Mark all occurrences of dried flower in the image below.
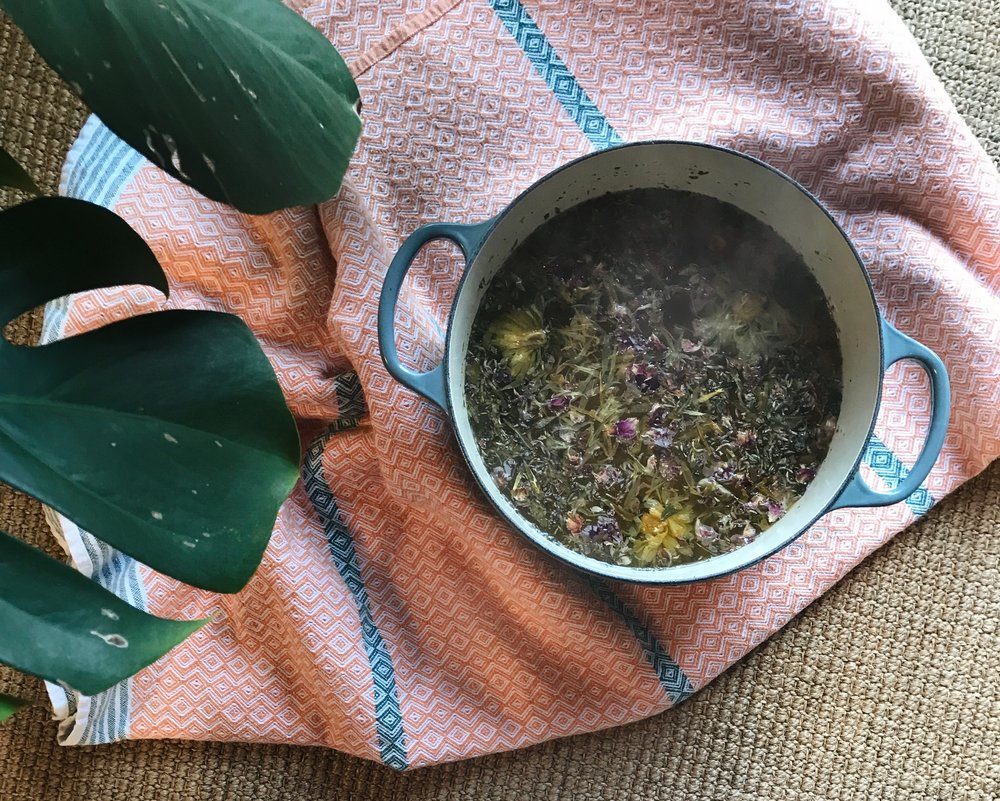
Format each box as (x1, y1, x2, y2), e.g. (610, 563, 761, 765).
(765, 500, 785, 523)
(616, 332, 644, 351)
(566, 512, 584, 534)
(712, 462, 737, 482)
(695, 519, 720, 543)
(594, 465, 624, 485)
(681, 338, 701, 353)
(613, 418, 639, 440)
(733, 292, 766, 323)
(634, 503, 693, 565)
(735, 429, 756, 447)
(490, 459, 516, 488)
(657, 457, 681, 480)
(489, 307, 547, 379)
(647, 404, 669, 426)
(627, 362, 661, 393)
(548, 395, 571, 411)
(648, 333, 667, 351)
(582, 516, 622, 542)
(643, 427, 674, 449)
(795, 465, 817, 483)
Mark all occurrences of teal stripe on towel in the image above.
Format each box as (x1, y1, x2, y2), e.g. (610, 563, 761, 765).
(302, 424, 408, 770)
(491, 0, 623, 150)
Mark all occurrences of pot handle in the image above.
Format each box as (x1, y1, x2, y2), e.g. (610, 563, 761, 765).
(829, 319, 951, 510)
(378, 219, 495, 409)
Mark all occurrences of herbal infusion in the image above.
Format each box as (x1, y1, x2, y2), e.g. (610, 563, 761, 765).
(465, 188, 843, 568)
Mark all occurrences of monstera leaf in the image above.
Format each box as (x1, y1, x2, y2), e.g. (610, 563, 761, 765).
(1, 0, 361, 213)
(0, 196, 301, 593)
(0, 530, 205, 697)
(0, 144, 39, 195)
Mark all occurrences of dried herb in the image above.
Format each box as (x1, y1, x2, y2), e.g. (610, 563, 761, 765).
(465, 188, 842, 568)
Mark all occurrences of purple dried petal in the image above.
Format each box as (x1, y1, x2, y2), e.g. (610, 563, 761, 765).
(616, 332, 643, 351)
(582, 516, 622, 543)
(643, 427, 674, 449)
(647, 404, 669, 427)
(766, 500, 785, 523)
(713, 462, 737, 482)
(613, 418, 639, 440)
(548, 395, 571, 411)
(696, 520, 720, 543)
(648, 333, 667, 351)
(735, 429, 756, 447)
(795, 465, 817, 483)
(627, 362, 661, 393)
(681, 338, 702, 353)
(657, 458, 680, 480)
(594, 465, 624, 485)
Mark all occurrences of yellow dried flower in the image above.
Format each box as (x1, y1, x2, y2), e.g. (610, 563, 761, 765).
(732, 291, 766, 323)
(633, 502, 694, 565)
(489, 307, 547, 378)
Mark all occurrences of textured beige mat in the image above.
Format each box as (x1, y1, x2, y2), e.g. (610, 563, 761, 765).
(0, 2, 997, 798)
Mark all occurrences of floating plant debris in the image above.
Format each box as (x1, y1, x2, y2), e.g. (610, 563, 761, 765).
(465, 188, 842, 568)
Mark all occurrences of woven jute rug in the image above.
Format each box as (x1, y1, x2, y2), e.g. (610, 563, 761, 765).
(0, 2, 996, 799)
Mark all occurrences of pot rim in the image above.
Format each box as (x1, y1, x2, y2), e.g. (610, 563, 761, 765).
(443, 139, 884, 584)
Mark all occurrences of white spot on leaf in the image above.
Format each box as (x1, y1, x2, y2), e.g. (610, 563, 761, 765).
(90, 631, 129, 649)
(151, 511, 164, 520)
(163, 432, 178, 444)
(161, 132, 188, 178)
(101, 608, 120, 621)
(161, 41, 206, 102)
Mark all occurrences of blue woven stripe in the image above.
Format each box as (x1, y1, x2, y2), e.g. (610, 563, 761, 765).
(862, 435, 935, 516)
(490, 0, 623, 151)
(303, 426, 407, 770)
(590, 580, 694, 704)
(333, 372, 367, 420)
(67, 117, 143, 208)
(66, 123, 118, 197)
(73, 534, 136, 743)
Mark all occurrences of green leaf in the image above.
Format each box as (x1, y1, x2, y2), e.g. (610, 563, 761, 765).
(0, 530, 205, 697)
(0, 693, 29, 722)
(0, 197, 301, 593)
(0, 145, 39, 195)
(1, 0, 361, 214)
